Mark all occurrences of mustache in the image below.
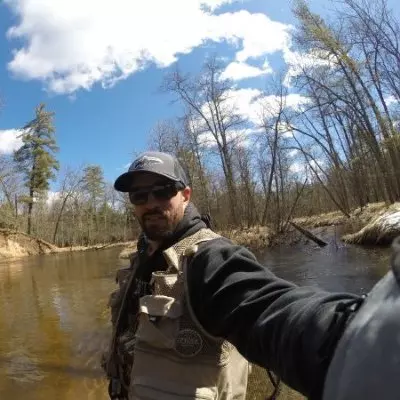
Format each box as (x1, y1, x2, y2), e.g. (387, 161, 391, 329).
(143, 209, 166, 219)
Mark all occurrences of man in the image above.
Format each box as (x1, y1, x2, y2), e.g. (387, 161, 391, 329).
(103, 151, 364, 400)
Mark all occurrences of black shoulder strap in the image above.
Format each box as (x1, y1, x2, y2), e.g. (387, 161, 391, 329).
(106, 255, 140, 377)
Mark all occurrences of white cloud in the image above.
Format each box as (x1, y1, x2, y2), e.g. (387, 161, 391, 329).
(227, 11, 292, 62)
(46, 191, 61, 205)
(228, 88, 264, 124)
(193, 88, 263, 147)
(289, 161, 304, 174)
(385, 95, 399, 107)
(220, 61, 272, 80)
(258, 93, 310, 120)
(277, 121, 294, 138)
(283, 48, 333, 87)
(285, 93, 311, 111)
(4, 0, 291, 94)
(195, 87, 309, 136)
(200, 0, 236, 11)
(197, 132, 216, 148)
(289, 158, 324, 176)
(310, 159, 324, 170)
(194, 87, 262, 131)
(0, 129, 23, 154)
(189, 86, 310, 151)
(198, 127, 255, 148)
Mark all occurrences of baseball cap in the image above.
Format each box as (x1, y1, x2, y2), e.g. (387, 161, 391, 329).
(114, 151, 189, 192)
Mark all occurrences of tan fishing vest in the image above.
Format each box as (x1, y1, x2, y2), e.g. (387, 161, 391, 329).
(128, 228, 250, 400)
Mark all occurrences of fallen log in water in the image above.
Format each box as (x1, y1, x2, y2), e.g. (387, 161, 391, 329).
(289, 221, 328, 247)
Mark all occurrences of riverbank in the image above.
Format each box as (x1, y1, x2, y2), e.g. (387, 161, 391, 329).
(2, 202, 400, 261)
(0, 229, 57, 260)
(219, 202, 400, 250)
(220, 202, 400, 250)
(293, 202, 400, 246)
(293, 202, 388, 229)
(0, 228, 134, 261)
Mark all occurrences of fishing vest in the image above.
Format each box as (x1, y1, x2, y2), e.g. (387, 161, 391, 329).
(107, 228, 250, 400)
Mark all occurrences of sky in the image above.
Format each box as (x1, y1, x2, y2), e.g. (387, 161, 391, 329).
(0, 0, 398, 190)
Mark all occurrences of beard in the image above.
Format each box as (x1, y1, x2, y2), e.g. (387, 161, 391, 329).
(138, 208, 181, 242)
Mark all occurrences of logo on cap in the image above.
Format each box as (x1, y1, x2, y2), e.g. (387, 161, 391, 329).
(132, 156, 164, 170)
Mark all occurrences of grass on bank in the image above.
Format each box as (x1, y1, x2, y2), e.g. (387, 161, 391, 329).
(246, 366, 305, 400)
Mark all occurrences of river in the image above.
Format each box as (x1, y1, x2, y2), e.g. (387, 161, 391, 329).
(0, 232, 392, 399)
(258, 226, 391, 294)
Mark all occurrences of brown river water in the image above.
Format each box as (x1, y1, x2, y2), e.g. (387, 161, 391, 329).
(0, 230, 392, 400)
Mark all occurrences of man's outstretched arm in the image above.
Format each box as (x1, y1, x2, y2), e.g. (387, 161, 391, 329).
(187, 238, 362, 399)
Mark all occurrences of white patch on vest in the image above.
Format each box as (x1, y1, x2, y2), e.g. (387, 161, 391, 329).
(174, 329, 203, 358)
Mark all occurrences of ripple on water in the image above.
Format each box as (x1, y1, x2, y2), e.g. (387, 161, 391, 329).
(5, 349, 45, 383)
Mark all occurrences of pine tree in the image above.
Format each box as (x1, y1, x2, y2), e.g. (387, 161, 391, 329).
(14, 103, 59, 235)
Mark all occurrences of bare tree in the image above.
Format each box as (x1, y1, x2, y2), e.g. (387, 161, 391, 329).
(162, 57, 244, 225)
(52, 167, 85, 245)
(0, 154, 23, 228)
(292, 0, 400, 202)
(233, 145, 259, 227)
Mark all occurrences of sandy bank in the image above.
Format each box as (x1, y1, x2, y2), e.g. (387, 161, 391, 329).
(0, 228, 134, 261)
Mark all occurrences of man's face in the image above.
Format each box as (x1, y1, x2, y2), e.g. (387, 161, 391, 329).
(130, 172, 191, 242)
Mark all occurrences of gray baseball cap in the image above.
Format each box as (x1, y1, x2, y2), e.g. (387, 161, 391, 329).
(114, 151, 189, 192)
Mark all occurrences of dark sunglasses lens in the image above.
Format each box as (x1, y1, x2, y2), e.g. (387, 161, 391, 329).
(129, 183, 181, 205)
(152, 185, 177, 200)
(129, 191, 148, 205)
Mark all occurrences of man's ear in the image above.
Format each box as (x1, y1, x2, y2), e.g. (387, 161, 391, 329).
(182, 186, 192, 204)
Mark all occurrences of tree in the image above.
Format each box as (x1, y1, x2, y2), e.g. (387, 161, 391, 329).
(0, 153, 23, 228)
(163, 57, 244, 226)
(52, 167, 85, 245)
(148, 116, 213, 217)
(292, 0, 400, 203)
(14, 103, 59, 235)
(82, 165, 105, 244)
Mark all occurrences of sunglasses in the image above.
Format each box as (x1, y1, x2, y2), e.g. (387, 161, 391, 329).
(129, 182, 184, 205)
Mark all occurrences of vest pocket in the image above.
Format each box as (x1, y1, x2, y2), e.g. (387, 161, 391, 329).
(135, 295, 182, 350)
(132, 296, 219, 399)
(131, 376, 218, 400)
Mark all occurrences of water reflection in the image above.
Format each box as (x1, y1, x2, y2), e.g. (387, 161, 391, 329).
(0, 248, 126, 400)
(259, 227, 391, 294)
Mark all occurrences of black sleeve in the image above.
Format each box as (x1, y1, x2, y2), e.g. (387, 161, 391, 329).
(186, 238, 362, 399)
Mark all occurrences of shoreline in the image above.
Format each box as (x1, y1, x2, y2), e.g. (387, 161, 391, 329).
(2, 202, 400, 261)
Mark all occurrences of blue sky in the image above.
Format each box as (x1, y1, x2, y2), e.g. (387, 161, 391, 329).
(0, 0, 398, 190)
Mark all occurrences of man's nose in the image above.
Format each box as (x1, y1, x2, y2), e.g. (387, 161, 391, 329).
(144, 191, 159, 208)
